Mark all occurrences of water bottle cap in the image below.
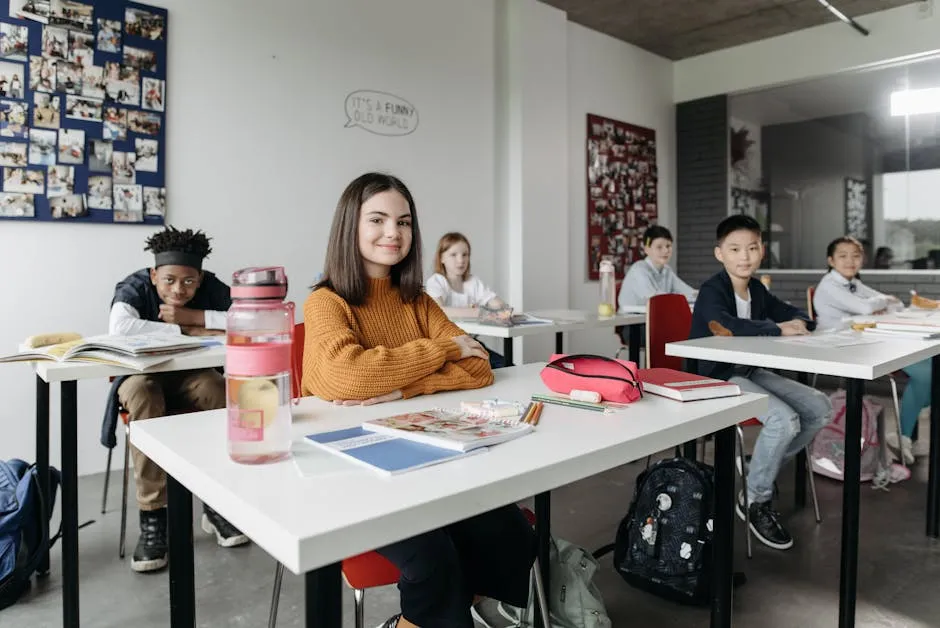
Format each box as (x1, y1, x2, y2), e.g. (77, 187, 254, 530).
(599, 260, 614, 272)
(232, 266, 288, 300)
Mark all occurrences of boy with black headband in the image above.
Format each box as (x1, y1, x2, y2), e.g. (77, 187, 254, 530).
(103, 226, 249, 573)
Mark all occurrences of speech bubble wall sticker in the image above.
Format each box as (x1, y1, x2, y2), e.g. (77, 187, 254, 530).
(344, 90, 419, 136)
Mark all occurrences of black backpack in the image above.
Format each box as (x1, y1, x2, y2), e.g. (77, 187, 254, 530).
(612, 457, 714, 606)
(0, 459, 60, 611)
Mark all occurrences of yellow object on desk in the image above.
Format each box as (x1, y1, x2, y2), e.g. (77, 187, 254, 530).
(598, 303, 615, 317)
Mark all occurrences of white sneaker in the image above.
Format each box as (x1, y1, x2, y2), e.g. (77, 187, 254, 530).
(887, 433, 915, 466)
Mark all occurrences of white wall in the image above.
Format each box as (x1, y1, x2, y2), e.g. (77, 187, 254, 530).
(0, 0, 499, 475)
(675, 3, 940, 103)
(565, 22, 675, 357)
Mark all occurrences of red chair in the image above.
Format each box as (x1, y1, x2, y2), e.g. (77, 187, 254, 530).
(269, 323, 548, 628)
(645, 293, 692, 370)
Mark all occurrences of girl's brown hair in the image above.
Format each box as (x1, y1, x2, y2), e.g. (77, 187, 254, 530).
(434, 232, 471, 281)
(314, 172, 423, 305)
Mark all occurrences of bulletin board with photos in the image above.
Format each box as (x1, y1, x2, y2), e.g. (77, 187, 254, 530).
(0, 0, 166, 224)
(586, 113, 658, 280)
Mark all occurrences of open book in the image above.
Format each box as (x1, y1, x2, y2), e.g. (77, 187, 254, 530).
(362, 409, 533, 452)
(0, 332, 220, 371)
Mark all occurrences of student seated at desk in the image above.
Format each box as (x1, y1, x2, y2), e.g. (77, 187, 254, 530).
(104, 226, 249, 573)
(426, 231, 508, 368)
(814, 236, 923, 465)
(690, 214, 832, 551)
(303, 173, 536, 628)
(618, 225, 696, 310)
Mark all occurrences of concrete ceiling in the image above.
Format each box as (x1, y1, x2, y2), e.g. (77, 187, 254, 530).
(539, 0, 918, 60)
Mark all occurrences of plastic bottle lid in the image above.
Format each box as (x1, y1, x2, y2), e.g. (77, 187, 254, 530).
(232, 266, 288, 299)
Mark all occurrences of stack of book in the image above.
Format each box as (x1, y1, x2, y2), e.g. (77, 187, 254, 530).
(305, 403, 534, 476)
(863, 319, 940, 340)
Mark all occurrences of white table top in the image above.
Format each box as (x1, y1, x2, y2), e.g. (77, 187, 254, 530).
(34, 345, 227, 383)
(131, 363, 766, 575)
(666, 334, 940, 380)
(455, 309, 645, 339)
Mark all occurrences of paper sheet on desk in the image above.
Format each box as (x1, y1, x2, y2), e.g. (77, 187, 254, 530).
(774, 332, 880, 349)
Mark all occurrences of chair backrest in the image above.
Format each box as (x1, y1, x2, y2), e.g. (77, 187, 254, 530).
(645, 294, 693, 370)
(806, 286, 816, 321)
(291, 322, 305, 397)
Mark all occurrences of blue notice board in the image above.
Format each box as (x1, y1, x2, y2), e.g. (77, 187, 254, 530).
(0, 0, 166, 224)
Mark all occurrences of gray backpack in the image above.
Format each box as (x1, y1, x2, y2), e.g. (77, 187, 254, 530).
(474, 536, 612, 628)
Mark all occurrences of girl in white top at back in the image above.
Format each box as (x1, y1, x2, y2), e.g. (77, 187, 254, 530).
(426, 232, 508, 367)
(618, 225, 696, 311)
(813, 236, 924, 465)
(426, 232, 506, 318)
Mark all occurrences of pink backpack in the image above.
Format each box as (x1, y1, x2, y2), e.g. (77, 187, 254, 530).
(810, 390, 886, 483)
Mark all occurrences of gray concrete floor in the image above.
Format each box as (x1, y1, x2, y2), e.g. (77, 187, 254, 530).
(3, 406, 940, 627)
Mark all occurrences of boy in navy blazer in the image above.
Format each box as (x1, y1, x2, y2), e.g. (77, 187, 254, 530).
(690, 214, 832, 551)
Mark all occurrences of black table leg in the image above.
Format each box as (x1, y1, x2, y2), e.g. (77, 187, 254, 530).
(628, 324, 641, 365)
(60, 380, 79, 628)
(555, 331, 563, 355)
(839, 378, 864, 628)
(711, 425, 735, 628)
(168, 475, 195, 627)
(683, 440, 698, 461)
(504, 338, 514, 367)
(534, 491, 551, 628)
(794, 373, 809, 508)
(36, 375, 50, 576)
(927, 355, 940, 537)
(305, 563, 342, 628)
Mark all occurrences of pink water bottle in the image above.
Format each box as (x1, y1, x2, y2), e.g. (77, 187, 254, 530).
(226, 266, 295, 464)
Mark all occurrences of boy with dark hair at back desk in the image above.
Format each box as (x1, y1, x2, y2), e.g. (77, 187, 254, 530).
(689, 215, 832, 551)
(102, 226, 249, 573)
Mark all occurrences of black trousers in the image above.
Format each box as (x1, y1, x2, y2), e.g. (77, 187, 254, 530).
(375, 504, 537, 628)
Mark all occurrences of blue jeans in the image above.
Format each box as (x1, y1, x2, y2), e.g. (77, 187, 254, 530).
(901, 359, 932, 437)
(730, 369, 833, 504)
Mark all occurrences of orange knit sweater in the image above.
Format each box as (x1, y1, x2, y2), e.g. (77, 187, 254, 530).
(302, 277, 494, 401)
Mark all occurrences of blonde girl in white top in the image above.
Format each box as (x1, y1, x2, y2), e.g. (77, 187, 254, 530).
(426, 232, 508, 367)
(425, 232, 506, 319)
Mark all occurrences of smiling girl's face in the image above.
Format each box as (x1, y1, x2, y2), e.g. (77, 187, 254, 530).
(357, 190, 413, 278)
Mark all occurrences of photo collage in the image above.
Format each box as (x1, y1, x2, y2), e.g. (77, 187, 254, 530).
(0, 0, 166, 223)
(586, 113, 658, 280)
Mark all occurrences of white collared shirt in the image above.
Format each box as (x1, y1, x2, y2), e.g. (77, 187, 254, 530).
(425, 273, 498, 308)
(812, 269, 898, 330)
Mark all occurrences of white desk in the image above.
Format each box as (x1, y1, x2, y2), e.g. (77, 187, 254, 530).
(29, 345, 225, 628)
(666, 334, 940, 628)
(455, 309, 646, 364)
(132, 363, 767, 628)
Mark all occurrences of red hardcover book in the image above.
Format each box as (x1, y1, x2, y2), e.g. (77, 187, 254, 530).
(638, 368, 741, 402)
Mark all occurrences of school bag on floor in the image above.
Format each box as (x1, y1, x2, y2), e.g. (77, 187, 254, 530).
(612, 457, 714, 606)
(810, 390, 889, 484)
(472, 535, 612, 628)
(0, 459, 60, 611)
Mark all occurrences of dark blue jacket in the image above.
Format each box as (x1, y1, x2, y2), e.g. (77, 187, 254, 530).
(100, 269, 231, 448)
(689, 270, 815, 380)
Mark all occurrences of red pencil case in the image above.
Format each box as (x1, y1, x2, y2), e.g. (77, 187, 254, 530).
(540, 354, 643, 404)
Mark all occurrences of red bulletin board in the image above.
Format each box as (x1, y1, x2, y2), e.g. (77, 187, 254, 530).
(586, 113, 658, 280)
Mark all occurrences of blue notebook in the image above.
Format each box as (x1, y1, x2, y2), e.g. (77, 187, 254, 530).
(305, 427, 483, 476)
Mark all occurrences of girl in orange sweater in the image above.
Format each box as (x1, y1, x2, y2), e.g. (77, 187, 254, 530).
(303, 173, 536, 628)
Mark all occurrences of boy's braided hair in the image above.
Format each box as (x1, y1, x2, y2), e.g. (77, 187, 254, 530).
(145, 226, 212, 257)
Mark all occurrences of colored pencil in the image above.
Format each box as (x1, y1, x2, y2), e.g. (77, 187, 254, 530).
(530, 402, 543, 426)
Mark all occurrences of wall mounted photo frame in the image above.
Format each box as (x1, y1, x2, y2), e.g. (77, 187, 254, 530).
(0, 0, 166, 225)
(586, 113, 658, 280)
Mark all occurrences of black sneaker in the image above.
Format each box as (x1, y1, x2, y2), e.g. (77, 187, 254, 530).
(201, 505, 249, 547)
(376, 614, 401, 628)
(744, 499, 793, 550)
(131, 508, 168, 573)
